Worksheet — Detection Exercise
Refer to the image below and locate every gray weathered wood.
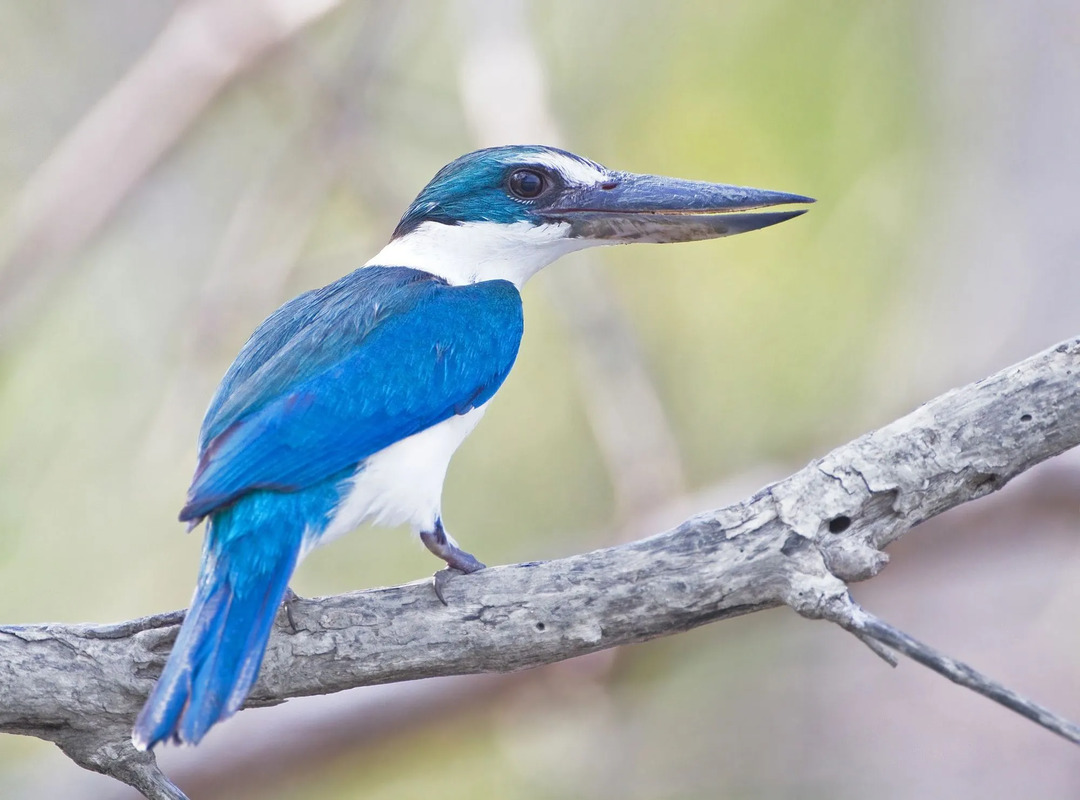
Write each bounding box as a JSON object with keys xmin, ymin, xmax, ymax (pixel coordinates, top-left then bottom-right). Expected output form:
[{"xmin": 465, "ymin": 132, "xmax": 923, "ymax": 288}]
[{"xmin": 2, "ymin": 336, "xmax": 1079, "ymax": 798}]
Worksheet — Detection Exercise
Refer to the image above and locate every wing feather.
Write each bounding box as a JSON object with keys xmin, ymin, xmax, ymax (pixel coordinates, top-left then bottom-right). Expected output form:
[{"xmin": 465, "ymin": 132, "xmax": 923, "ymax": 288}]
[{"xmin": 180, "ymin": 268, "xmax": 523, "ymax": 521}]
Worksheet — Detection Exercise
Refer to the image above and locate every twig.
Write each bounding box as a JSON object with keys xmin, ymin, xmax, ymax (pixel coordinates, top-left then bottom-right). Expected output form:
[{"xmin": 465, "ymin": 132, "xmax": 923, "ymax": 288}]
[
  {"xmin": 825, "ymin": 598, "xmax": 1080, "ymax": 746},
  {"xmin": 852, "ymin": 631, "xmax": 900, "ymax": 667}
]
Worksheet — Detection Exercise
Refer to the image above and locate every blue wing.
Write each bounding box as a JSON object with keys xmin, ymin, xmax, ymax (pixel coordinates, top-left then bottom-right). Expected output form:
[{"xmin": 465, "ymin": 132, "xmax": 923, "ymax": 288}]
[{"xmin": 180, "ymin": 266, "xmax": 524, "ymax": 522}]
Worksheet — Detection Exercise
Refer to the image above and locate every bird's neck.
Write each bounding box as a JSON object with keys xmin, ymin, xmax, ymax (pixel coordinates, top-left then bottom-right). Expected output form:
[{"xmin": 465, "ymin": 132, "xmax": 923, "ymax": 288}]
[{"xmin": 364, "ymin": 220, "xmax": 589, "ymax": 287}]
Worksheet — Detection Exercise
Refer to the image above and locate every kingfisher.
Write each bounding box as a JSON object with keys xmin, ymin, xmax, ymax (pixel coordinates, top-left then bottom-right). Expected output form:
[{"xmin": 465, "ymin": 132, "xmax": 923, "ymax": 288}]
[{"xmin": 132, "ymin": 145, "xmax": 811, "ymax": 750}]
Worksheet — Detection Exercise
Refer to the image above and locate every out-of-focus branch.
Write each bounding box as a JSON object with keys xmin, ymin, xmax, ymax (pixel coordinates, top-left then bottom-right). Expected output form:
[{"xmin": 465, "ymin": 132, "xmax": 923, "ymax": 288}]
[
  {"xmin": 0, "ymin": 0, "xmax": 343, "ymax": 340},
  {"xmin": 4, "ymin": 335, "xmax": 1080, "ymax": 798},
  {"xmin": 137, "ymin": 0, "xmax": 404, "ymax": 467},
  {"xmin": 456, "ymin": 0, "xmax": 686, "ymax": 521}
]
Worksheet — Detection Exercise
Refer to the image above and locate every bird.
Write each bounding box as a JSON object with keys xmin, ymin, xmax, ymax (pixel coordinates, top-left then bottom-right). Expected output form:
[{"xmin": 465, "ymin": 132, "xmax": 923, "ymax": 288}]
[{"xmin": 132, "ymin": 144, "xmax": 811, "ymax": 750}]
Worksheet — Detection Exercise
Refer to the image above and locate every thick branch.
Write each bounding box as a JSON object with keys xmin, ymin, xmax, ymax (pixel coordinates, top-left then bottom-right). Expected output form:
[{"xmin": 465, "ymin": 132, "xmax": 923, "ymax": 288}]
[{"xmin": 2, "ymin": 336, "xmax": 1079, "ymax": 797}]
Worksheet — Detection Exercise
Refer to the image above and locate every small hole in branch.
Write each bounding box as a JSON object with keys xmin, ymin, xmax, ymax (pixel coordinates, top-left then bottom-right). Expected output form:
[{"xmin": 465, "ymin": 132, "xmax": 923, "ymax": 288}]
[
  {"xmin": 828, "ymin": 515, "xmax": 852, "ymax": 534},
  {"xmin": 535, "ymin": 622, "xmax": 546, "ymax": 632},
  {"xmin": 1020, "ymin": 413, "xmax": 1032, "ymax": 422}
]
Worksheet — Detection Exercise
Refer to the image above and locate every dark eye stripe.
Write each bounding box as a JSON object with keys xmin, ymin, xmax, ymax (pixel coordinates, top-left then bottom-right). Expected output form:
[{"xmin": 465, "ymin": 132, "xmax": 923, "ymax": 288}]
[{"xmin": 508, "ymin": 169, "xmax": 545, "ymax": 199}]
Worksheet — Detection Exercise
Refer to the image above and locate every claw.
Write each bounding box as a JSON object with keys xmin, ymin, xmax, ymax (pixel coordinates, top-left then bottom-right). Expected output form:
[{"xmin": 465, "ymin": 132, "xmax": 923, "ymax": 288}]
[
  {"xmin": 282, "ymin": 587, "xmax": 303, "ymax": 633},
  {"xmin": 432, "ymin": 568, "xmax": 466, "ymax": 606}
]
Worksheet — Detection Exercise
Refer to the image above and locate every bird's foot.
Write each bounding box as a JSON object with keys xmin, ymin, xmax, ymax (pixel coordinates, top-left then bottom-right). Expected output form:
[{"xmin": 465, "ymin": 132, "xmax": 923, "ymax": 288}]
[
  {"xmin": 420, "ymin": 520, "xmax": 485, "ymax": 605},
  {"xmin": 282, "ymin": 586, "xmax": 304, "ymax": 633}
]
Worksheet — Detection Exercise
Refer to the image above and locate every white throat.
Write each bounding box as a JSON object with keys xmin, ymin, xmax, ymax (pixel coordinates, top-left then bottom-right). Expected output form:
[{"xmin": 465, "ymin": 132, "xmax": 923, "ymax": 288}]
[{"xmin": 364, "ymin": 220, "xmax": 590, "ymax": 287}]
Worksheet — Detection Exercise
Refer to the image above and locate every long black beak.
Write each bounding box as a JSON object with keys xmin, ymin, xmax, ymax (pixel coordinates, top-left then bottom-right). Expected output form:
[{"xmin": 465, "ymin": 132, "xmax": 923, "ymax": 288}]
[{"xmin": 540, "ymin": 172, "xmax": 813, "ymax": 243}]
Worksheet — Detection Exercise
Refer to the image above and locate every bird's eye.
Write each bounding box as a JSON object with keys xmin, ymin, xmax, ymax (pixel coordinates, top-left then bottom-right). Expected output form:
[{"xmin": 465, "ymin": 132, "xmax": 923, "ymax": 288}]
[{"xmin": 507, "ymin": 169, "xmax": 546, "ymax": 199}]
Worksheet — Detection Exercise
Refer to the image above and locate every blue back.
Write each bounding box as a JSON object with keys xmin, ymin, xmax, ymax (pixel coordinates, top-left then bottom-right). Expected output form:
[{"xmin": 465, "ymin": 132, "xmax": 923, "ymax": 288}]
[{"xmin": 181, "ymin": 266, "xmax": 524, "ymax": 521}]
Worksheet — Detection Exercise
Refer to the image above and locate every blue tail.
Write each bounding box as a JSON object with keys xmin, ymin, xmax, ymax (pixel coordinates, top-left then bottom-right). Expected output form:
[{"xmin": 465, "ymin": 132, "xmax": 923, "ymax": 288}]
[{"xmin": 133, "ymin": 493, "xmax": 305, "ymax": 750}]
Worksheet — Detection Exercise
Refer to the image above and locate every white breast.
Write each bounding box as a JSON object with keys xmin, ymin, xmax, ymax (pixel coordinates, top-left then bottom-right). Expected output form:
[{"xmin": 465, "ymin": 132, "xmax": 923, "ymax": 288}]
[
  {"xmin": 364, "ymin": 220, "xmax": 588, "ymax": 287},
  {"xmin": 308, "ymin": 406, "xmax": 487, "ymax": 554}
]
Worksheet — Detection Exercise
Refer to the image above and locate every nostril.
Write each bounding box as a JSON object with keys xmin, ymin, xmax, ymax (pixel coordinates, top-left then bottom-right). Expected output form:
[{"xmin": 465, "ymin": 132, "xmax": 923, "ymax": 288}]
[{"xmin": 601, "ymin": 181, "xmax": 618, "ymax": 191}]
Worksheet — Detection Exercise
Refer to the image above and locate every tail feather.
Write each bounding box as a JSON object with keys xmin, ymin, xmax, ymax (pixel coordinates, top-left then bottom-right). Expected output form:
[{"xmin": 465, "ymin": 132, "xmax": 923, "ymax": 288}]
[{"xmin": 133, "ymin": 512, "xmax": 301, "ymax": 750}]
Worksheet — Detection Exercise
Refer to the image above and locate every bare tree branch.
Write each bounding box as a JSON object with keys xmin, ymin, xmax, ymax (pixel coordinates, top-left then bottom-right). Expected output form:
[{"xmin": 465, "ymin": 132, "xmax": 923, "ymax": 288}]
[
  {"xmin": 0, "ymin": 0, "xmax": 344, "ymax": 340},
  {"xmin": 2, "ymin": 336, "xmax": 1078, "ymax": 798}
]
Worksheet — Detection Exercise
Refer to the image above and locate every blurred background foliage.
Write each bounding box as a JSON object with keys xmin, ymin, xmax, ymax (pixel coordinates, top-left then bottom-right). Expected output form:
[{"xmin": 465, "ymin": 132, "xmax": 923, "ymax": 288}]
[{"xmin": 1, "ymin": 1, "xmax": 1078, "ymax": 798}]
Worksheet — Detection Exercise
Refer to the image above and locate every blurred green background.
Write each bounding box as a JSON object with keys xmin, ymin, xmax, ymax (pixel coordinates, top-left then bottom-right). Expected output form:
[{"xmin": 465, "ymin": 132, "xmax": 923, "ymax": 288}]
[{"xmin": 2, "ymin": 1, "xmax": 1079, "ymax": 798}]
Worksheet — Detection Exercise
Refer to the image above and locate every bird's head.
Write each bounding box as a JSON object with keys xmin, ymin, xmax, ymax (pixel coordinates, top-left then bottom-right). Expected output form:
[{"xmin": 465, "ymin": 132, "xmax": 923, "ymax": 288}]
[{"xmin": 371, "ymin": 145, "xmax": 812, "ymax": 286}]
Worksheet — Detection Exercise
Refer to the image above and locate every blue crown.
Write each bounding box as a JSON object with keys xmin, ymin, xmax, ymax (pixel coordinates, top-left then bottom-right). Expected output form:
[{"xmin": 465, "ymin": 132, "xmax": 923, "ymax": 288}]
[{"xmin": 392, "ymin": 145, "xmax": 606, "ymax": 237}]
